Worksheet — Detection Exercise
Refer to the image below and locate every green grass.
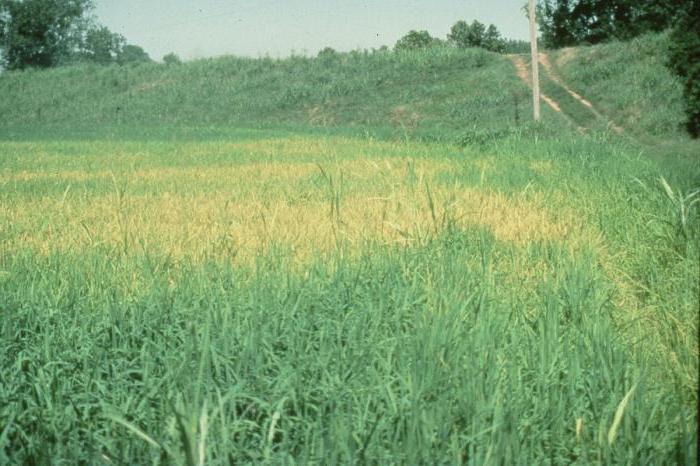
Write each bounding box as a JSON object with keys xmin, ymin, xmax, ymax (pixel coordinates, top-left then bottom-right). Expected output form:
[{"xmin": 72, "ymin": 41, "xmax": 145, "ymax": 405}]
[
  {"xmin": 0, "ymin": 36, "xmax": 698, "ymax": 464},
  {"xmin": 0, "ymin": 47, "xmax": 535, "ymax": 143},
  {"xmin": 548, "ymin": 33, "xmax": 686, "ymax": 139},
  {"xmin": 537, "ymin": 65, "xmax": 600, "ymax": 130},
  {"xmin": 1, "ymin": 129, "xmax": 697, "ymax": 464}
]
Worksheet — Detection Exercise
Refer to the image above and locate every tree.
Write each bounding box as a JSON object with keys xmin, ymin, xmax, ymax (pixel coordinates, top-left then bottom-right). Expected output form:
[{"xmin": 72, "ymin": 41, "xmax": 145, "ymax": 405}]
[
  {"xmin": 537, "ymin": 0, "xmax": 678, "ymax": 48},
  {"xmin": 0, "ymin": 0, "xmax": 148, "ymax": 69},
  {"xmin": 668, "ymin": 0, "xmax": 700, "ymax": 137},
  {"xmin": 394, "ymin": 30, "xmax": 441, "ymax": 51},
  {"xmin": 447, "ymin": 20, "xmax": 471, "ymax": 48},
  {"xmin": 466, "ymin": 20, "xmax": 486, "ymax": 47},
  {"xmin": 81, "ymin": 25, "xmax": 123, "ymax": 64},
  {"xmin": 118, "ymin": 44, "xmax": 150, "ymax": 64},
  {"xmin": 537, "ymin": 0, "xmax": 579, "ymax": 47},
  {"xmin": 448, "ymin": 20, "xmax": 505, "ymax": 52},
  {"xmin": 633, "ymin": 0, "xmax": 680, "ymax": 34},
  {"xmin": 502, "ymin": 39, "xmax": 531, "ymax": 54},
  {"xmin": 483, "ymin": 24, "xmax": 506, "ymax": 53},
  {"xmin": 317, "ymin": 46, "xmax": 337, "ymax": 59},
  {"xmin": 162, "ymin": 52, "xmax": 181, "ymax": 65},
  {"xmin": 448, "ymin": 20, "xmax": 485, "ymax": 48},
  {"xmin": 0, "ymin": 0, "xmax": 93, "ymax": 69}
]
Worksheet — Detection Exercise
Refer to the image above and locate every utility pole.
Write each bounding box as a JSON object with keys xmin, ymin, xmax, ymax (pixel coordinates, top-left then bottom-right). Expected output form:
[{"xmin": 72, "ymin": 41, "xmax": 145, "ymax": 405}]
[{"xmin": 528, "ymin": 0, "xmax": 541, "ymax": 121}]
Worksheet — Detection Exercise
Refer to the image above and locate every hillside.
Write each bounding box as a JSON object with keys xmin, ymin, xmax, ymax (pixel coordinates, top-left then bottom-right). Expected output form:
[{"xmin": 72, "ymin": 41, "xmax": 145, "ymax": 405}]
[
  {"xmin": 1, "ymin": 35, "xmax": 694, "ymax": 147},
  {"xmin": 548, "ymin": 32, "xmax": 686, "ymax": 138},
  {"xmin": 1, "ymin": 46, "xmax": 567, "ymax": 143}
]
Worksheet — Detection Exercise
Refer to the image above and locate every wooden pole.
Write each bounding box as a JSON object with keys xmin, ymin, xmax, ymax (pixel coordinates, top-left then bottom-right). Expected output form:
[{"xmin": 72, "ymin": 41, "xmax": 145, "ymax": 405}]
[{"xmin": 528, "ymin": 0, "xmax": 541, "ymax": 121}]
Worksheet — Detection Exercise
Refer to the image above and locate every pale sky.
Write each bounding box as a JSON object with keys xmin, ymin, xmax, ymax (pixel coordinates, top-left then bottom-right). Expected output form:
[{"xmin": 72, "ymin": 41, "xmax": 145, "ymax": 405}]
[{"xmin": 94, "ymin": 1, "xmax": 529, "ymax": 61}]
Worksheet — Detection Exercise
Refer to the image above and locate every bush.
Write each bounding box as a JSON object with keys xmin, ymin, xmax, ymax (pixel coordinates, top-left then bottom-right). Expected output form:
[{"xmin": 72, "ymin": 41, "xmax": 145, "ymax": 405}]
[
  {"xmin": 163, "ymin": 52, "xmax": 181, "ymax": 65},
  {"xmin": 317, "ymin": 47, "xmax": 337, "ymax": 59},
  {"xmin": 394, "ymin": 30, "xmax": 443, "ymax": 51},
  {"xmin": 118, "ymin": 45, "xmax": 151, "ymax": 65}
]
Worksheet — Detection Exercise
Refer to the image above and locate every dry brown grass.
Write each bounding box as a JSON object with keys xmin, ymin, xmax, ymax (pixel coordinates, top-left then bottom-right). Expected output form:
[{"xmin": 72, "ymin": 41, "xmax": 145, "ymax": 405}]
[{"xmin": 2, "ymin": 157, "xmax": 592, "ymax": 266}]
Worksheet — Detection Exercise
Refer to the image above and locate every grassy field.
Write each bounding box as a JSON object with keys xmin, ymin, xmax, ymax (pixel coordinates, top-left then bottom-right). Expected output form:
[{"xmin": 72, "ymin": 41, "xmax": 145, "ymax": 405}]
[{"xmin": 1, "ymin": 36, "xmax": 699, "ymax": 464}]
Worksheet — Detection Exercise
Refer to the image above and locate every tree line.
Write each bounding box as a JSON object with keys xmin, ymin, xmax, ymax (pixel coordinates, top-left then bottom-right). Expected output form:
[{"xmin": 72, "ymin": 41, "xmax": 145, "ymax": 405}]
[
  {"xmin": 536, "ymin": 0, "xmax": 678, "ymax": 48},
  {"xmin": 0, "ymin": 0, "xmax": 151, "ymax": 69},
  {"xmin": 393, "ymin": 20, "xmax": 530, "ymax": 54}
]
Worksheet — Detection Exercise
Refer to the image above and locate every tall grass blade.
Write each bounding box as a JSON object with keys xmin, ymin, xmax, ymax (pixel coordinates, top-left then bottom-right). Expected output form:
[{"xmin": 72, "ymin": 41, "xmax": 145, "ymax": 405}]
[{"xmin": 608, "ymin": 383, "xmax": 637, "ymax": 446}]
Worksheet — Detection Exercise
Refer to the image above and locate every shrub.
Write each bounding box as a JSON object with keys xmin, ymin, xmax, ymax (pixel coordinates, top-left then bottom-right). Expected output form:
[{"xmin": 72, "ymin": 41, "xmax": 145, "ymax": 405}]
[
  {"xmin": 394, "ymin": 30, "xmax": 443, "ymax": 51},
  {"xmin": 317, "ymin": 47, "xmax": 337, "ymax": 59},
  {"xmin": 163, "ymin": 52, "xmax": 181, "ymax": 65},
  {"xmin": 118, "ymin": 44, "xmax": 151, "ymax": 65}
]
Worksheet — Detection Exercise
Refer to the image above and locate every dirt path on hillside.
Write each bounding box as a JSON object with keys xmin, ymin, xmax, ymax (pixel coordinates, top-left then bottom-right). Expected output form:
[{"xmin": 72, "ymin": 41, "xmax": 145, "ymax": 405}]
[
  {"xmin": 509, "ymin": 54, "xmax": 624, "ymax": 134},
  {"xmin": 538, "ymin": 54, "xmax": 624, "ymax": 134},
  {"xmin": 510, "ymin": 55, "xmax": 576, "ymax": 125}
]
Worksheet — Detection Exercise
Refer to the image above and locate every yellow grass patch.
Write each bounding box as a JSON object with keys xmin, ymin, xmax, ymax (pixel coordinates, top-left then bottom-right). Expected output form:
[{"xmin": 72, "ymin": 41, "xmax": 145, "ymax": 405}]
[
  {"xmin": 2, "ymin": 157, "xmax": 590, "ymax": 266},
  {"xmin": 2, "ymin": 135, "xmax": 603, "ymax": 269},
  {"xmin": 529, "ymin": 160, "xmax": 555, "ymax": 175}
]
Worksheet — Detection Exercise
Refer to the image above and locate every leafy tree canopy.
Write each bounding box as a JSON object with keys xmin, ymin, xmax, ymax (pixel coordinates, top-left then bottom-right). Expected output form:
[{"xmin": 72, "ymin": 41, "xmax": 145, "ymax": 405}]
[
  {"xmin": 448, "ymin": 20, "xmax": 506, "ymax": 53},
  {"xmin": 317, "ymin": 46, "xmax": 338, "ymax": 60},
  {"xmin": 502, "ymin": 38, "xmax": 531, "ymax": 54},
  {"xmin": 0, "ymin": 0, "xmax": 149, "ymax": 69},
  {"xmin": 81, "ymin": 24, "xmax": 122, "ymax": 64},
  {"xmin": 118, "ymin": 44, "xmax": 151, "ymax": 65},
  {"xmin": 668, "ymin": 0, "xmax": 700, "ymax": 137},
  {"xmin": 394, "ymin": 30, "xmax": 443, "ymax": 51},
  {"xmin": 162, "ymin": 52, "xmax": 181, "ymax": 65},
  {"xmin": 537, "ymin": 0, "xmax": 679, "ymax": 48},
  {"xmin": 0, "ymin": 0, "xmax": 92, "ymax": 69}
]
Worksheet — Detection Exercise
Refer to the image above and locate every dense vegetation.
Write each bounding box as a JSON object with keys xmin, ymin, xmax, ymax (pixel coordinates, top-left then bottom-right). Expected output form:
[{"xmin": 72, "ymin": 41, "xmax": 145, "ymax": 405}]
[
  {"xmin": 668, "ymin": 0, "xmax": 700, "ymax": 137},
  {"xmin": 446, "ymin": 20, "xmax": 511, "ymax": 53},
  {"xmin": 536, "ymin": 0, "xmax": 699, "ymax": 138},
  {"xmin": 394, "ymin": 20, "xmax": 528, "ymax": 54},
  {"xmin": 0, "ymin": 33, "xmax": 692, "ymax": 143},
  {"xmin": 548, "ymin": 33, "xmax": 686, "ymax": 137},
  {"xmin": 0, "ymin": 47, "xmax": 546, "ymax": 144},
  {"xmin": 0, "ymin": 25, "xmax": 698, "ymax": 464},
  {"xmin": 0, "ymin": 0, "xmax": 150, "ymax": 69},
  {"xmin": 1, "ymin": 132, "xmax": 697, "ymax": 465},
  {"xmin": 536, "ymin": 0, "xmax": 677, "ymax": 47}
]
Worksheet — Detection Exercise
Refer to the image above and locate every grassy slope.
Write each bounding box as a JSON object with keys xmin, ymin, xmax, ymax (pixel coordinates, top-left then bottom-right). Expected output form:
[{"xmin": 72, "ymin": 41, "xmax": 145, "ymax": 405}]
[
  {"xmin": 549, "ymin": 33, "xmax": 686, "ymax": 138},
  {"xmin": 0, "ymin": 39, "xmax": 698, "ymax": 463},
  {"xmin": 0, "ymin": 47, "xmax": 566, "ymax": 142}
]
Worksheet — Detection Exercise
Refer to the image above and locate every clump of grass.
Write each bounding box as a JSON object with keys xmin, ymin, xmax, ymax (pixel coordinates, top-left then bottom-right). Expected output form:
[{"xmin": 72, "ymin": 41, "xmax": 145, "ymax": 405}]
[{"xmin": 657, "ymin": 176, "xmax": 699, "ymax": 242}]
